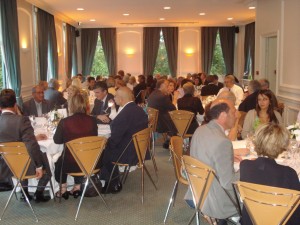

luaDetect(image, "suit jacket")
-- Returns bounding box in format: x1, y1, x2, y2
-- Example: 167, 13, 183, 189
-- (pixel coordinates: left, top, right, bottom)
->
0, 112, 44, 179
238, 91, 258, 113
177, 94, 204, 134
133, 82, 147, 104
53, 113, 98, 173
91, 93, 115, 124
22, 98, 53, 117
102, 102, 148, 165
185, 120, 239, 219
44, 88, 67, 108
201, 83, 221, 96
147, 89, 177, 135
240, 158, 300, 225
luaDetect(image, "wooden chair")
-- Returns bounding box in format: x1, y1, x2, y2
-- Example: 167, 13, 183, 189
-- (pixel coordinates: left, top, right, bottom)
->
66, 136, 110, 221
182, 155, 216, 225
164, 136, 188, 224
169, 110, 194, 139
0, 142, 54, 222
233, 181, 300, 225
147, 107, 159, 174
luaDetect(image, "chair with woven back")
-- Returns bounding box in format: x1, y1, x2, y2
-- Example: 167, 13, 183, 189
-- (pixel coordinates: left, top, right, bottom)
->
65, 136, 110, 221
164, 136, 188, 224
0, 142, 55, 222
147, 107, 159, 174
233, 181, 300, 225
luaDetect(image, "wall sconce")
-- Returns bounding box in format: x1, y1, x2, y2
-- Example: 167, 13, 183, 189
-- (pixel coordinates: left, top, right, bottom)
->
185, 48, 194, 57
125, 48, 135, 57
20, 38, 29, 53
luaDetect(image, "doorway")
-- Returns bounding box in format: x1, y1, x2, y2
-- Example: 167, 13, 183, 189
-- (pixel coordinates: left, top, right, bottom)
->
264, 36, 277, 93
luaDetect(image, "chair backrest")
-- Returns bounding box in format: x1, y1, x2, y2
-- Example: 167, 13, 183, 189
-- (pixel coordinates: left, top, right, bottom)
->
234, 181, 300, 225
66, 136, 107, 176
182, 155, 215, 209
170, 136, 188, 185
147, 107, 159, 132
133, 127, 151, 166
0, 142, 31, 180
169, 110, 194, 137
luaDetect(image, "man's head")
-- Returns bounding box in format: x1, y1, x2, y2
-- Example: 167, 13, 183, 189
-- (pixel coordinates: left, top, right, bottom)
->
48, 79, 60, 90
117, 70, 125, 77
93, 81, 108, 100
208, 98, 237, 130
224, 75, 235, 89
0, 89, 16, 109
259, 79, 270, 90
114, 87, 134, 107
248, 80, 261, 94
32, 85, 45, 103
156, 79, 169, 94
217, 90, 236, 105
138, 75, 146, 84
212, 75, 219, 84
77, 73, 83, 82
87, 77, 96, 90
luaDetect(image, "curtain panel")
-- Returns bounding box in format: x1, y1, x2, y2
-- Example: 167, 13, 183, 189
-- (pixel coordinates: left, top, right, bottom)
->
37, 8, 58, 80
219, 26, 235, 75
0, 0, 22, 105
143, 27, 161, 76
66, 24, 78, 78
162, 27, 178, 77
201, 27, 218, 74
244, 22, 255, 78
100, 28, 117, 76
81, 28, 98, 76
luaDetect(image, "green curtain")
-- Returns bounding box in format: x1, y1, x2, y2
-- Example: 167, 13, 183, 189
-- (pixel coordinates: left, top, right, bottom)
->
219, 26, 235, 74
201, 27, 218, 74
100, 28, 117, 76
143, 27, 161, 76
81, 28, 98, 76
162, 27, 178, 77
0, 0, 22, 105
37, 8, 58, 80
244, 22, 255, 78
66, 24, 78, 78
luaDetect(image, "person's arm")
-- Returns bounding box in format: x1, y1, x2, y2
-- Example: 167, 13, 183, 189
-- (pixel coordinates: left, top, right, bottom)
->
228, 111, 241, 141
53, 119, 64, 144
196, 98, 204, 115
241, 110, 255, 139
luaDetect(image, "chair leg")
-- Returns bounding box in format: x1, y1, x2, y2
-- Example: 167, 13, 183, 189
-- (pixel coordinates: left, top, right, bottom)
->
143, 165, 158, 190
121, 166, 130, 184
19, 185, 39, 222
196, 211, 200, 225
89, 177, 111, 213
148, 146, 158, 179
141, 166, 144, 204
163, 180, 179, 224
75, 178, 88, 221
105, 163, 119, 195
187, 212, 196, 225
49, 179, 56, 202
0, 182, 18, 221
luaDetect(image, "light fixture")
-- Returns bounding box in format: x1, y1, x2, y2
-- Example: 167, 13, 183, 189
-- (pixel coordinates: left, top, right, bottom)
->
123, 13, 130, 16
90, 19, 96, 22
125, 48, 135, 56
20, 38, 29, 53
249, 6, 255, 9
159, 18, 165, 21
185, 48, 194, 56
227, 17, 233, 21
199, 12, 206, 16
76, 8, 84, 11
164, 6, 171, 10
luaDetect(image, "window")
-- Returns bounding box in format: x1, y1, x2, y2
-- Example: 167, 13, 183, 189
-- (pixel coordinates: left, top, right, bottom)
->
153, 32, 170, 76
210, 32, 226, 75
91, 34, 109, 77
243, 49, 253, 80
0, 50, 3, 90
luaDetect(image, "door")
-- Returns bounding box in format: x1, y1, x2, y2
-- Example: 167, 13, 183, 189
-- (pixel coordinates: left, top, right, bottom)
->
265, 36, 277, 93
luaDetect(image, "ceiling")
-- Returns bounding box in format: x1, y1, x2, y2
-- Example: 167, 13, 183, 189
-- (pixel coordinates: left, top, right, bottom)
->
27, 0, 256, 28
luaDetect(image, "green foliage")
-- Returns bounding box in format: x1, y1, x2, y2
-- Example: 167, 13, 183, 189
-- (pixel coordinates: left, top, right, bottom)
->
0, 52, 2, 90
153, 34, 170, 76
91, 35, 109, 77
210, 33, 226, 75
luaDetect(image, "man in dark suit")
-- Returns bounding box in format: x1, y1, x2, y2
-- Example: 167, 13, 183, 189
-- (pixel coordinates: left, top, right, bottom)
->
91, 81, 115, 124
213, 75, 224, 90
133, 75, 147, 105
22, 85, 53, 117
100, 87, 148, 193
0, 89, 50, 202
44, 78, 66, 109
238, 80, 261, 113
201, 75, 221, 97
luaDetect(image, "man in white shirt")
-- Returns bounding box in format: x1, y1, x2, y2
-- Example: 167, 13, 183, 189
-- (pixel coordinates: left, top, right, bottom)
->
217, 75, 244, 106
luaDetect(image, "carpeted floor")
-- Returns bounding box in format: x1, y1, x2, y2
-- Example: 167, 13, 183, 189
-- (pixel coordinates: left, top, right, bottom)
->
0, 144, 211, 225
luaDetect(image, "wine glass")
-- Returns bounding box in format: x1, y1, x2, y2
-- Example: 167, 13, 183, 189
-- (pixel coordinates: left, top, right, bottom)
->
29, 115, 36, 127
246, 132, 255, 153
104, 101, 114, 114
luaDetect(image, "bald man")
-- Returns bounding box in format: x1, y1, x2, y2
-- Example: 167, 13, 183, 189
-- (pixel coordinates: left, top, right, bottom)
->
185, 98, 240, 224
100, 87, 148, 194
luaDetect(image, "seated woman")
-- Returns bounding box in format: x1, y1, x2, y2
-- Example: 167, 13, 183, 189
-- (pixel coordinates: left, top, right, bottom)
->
241, 89, 283, 139
177, 82, 204, 135
54, 92, 98, 199
240, 123, 300, 225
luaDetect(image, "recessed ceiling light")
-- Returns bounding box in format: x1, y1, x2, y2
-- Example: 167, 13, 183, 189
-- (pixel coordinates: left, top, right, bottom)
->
159, 18, 165, 21
90, 19, 96, 22
123, 13, 130, 16
249, 6, 256, 9
76, 8, 84, 11
199, 12, 206, 16
164, 6, 171, 10
227, 17, 233, 21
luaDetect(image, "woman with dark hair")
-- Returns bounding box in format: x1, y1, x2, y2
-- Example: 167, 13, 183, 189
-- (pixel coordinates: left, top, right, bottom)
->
241, 89, 283, 139
54, 92, 98, 199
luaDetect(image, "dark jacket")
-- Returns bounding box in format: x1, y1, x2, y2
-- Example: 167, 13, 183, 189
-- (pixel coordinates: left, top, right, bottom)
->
91, 93, 115, 124
22, 98, 53, 117
44, 88, 67, 109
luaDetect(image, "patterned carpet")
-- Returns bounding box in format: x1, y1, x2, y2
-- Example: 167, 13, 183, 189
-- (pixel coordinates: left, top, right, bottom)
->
0, 144, 211, 225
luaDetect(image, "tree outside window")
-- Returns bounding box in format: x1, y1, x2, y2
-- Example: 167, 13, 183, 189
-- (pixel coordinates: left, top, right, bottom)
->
154, 32, 170, 76
91, 35, 109, 77
210, 32, 226, 76
0, 50, 3, 90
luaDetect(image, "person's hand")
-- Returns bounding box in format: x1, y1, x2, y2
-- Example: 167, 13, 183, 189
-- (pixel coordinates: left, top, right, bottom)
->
36, 134, 47, 141
97, 115, 110, 123
234, 155, 242, 163
35, 168, 43, 180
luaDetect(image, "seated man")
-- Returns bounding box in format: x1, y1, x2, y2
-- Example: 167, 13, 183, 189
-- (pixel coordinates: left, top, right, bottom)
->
100, 87, 148, 193
201, 75, 221, 97
185, 98, 240, 224
133, 75, 147, 105
0, 89, 50, 202
23, 85, 53, 117
44, 78, 66, 109
91, 81, 115, 124
87, 76, 96, 90
238, 80, 261, 113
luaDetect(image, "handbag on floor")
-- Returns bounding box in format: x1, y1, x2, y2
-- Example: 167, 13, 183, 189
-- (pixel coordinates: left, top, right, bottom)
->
80, 174, 102, 197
